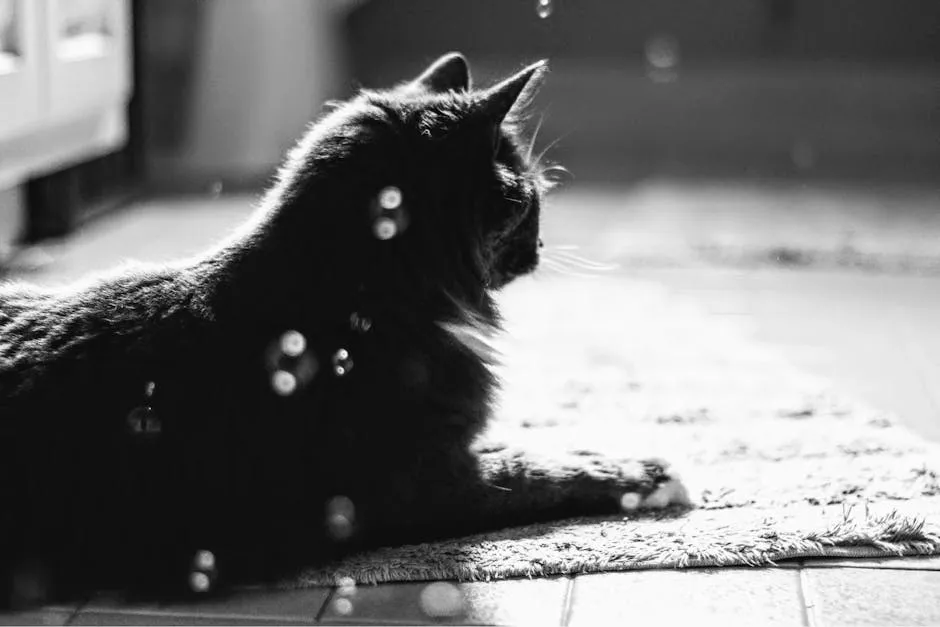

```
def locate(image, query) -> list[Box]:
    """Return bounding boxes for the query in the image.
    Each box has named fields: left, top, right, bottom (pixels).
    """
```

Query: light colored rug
left=297, top=275, right=940, bottom=586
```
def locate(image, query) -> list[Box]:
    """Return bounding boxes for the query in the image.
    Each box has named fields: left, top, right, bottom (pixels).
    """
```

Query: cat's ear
left=412, top=52, right=471, bottom=93
left=475, top=60, right=548, bottom=126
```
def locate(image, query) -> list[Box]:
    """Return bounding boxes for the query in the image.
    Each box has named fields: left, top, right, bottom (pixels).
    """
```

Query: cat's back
left=0, top=262, right=209, bottom=404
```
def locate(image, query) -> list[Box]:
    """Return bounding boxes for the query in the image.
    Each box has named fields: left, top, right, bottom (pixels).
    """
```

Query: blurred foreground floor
left=3, top=182, right=940, bottom=624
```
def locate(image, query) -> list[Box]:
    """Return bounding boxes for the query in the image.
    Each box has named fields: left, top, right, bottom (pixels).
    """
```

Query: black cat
left=0, top=53, right=689, bottom=604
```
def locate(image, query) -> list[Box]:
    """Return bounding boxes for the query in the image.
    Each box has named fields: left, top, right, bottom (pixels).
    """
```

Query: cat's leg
left=465, top=444, right=692, bottom=526
left=362, top=446, right=691, bottom=547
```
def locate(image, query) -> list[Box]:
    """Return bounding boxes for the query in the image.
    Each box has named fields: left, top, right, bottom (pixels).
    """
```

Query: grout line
left=64, top=594, right=93, bottom=626
left=797, top=568, right=819, bottom=627
left=559, top=576, right=576, bottom=627
left=314, top=587, right=337, bottom=624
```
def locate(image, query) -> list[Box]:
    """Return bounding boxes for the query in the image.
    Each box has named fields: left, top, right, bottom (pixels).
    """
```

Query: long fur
left=0, top=53, right=686, bottom=605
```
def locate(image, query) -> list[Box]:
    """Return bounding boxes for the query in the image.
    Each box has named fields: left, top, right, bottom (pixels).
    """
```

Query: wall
left=344, top=0, right=940, bottom=183
left=143, top=0, right=355, bottom=190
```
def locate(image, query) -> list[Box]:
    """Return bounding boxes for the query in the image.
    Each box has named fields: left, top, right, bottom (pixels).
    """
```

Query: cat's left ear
left=475, top=60, right=548, bottom=127
left=412, top=52, right=471, bottom=93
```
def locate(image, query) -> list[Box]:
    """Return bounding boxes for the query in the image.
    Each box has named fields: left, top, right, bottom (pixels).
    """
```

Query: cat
left=0, top=52, right=690, bottom=605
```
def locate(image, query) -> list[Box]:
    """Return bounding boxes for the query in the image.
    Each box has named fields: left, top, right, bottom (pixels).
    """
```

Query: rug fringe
left=284, top=504, right=940, bottom=589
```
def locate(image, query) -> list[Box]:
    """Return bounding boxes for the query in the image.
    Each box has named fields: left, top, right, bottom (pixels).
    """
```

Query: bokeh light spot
left=333, top=597, right=354, bottom=616
left=336, top=576, right=357, bottom=597
left=644, top=34, right=680, bottom=82
left=350, top=312, right=372, bottom=333
left=332, top=348, right=353, bottom=377
left=536, top=0, right=553, bottom=19
left=326, top=495, right=356, bottom=541
left=279, top=330, right=307, bottom=358
left=420, top=582, right=465, bottom=618
left=194, top=550, right=215, bottom=572
left=378, top=186, right=403, bottom=210
left=373, top=217, right=398, bottom=240
left=271, top=370, right=298, bottom=396
left=189, top=571, right=211, bottom=593
left=620, top=492, right=641, bottom=511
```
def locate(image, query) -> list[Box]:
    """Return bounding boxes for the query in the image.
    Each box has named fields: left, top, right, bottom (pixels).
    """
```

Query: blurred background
left=0, top=0, right=938, bottom=439
left=1, top=0, right=938, bottom=246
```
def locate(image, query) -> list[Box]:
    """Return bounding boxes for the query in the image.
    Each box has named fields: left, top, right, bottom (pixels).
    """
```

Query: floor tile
left=457, top=578, right=570, bottom=626
left=83, top=587, right=329, bottom=624
left=801, top=555, right=940, bottom=571
left=0, top=609, right=76, bottom=626
left=567, top=569, right=805, bottom=627
left=804, top=568, right=940, bottom=627
left=319, top=578, right=569, bottom=625
left=69, top=611, right=292, bottom=625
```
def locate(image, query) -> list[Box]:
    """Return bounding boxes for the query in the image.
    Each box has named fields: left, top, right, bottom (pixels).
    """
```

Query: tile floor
left=4, top=557, right=940, bottom=625
left=3, top=188, right=940, bottom=624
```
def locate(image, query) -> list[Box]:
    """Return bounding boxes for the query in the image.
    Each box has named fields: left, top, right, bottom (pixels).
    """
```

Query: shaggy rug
left=296, top=275, right=940, bottom=586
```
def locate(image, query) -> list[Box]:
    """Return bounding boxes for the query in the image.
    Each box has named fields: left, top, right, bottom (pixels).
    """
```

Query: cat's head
left=269, top=53, right=552, bottom=310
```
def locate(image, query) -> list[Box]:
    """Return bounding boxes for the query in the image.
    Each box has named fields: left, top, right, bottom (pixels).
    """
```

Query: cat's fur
left=0, top=53, right=689, bottom=604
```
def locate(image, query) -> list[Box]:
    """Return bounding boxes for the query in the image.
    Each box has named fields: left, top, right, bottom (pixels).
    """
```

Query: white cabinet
left=45, top=0, right=131, bottom=121
left=0, top=0, right=43, bottom=141
left=0, top=0, right=132, bottom=187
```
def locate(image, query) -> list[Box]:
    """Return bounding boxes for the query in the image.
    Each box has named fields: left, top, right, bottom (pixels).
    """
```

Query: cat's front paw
left=620, top=458, right=692, bottom=511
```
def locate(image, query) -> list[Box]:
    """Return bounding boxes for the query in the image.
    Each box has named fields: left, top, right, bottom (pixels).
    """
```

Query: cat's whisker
left=532, top=133, right=570, bottom=170
left=548, top=249, right=620, bottom=271
left=542, top=249, right=613, bottom=271
left=538, top=258, right=603, bottom=280
left=526, top=114, right=546, bottom=164
left=539, top=255, right=596, bottom=276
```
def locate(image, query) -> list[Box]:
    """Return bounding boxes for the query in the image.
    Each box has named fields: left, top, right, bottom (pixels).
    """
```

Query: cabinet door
left=0, top=0, right=43, bottom=141
left=44, top=0, right=131, bottom=122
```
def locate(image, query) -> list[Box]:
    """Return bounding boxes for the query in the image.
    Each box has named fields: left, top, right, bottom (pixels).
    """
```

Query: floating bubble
left=194, top=550, right=215, bottom=572
left=326, top=495, right=356, bottom=541
left=328, top=514, right=353, bottom=540
left=645, top=34, right=680, bottom=69
left=189, top=571, right=211, bottom=593
left=328, top=495, right=356, bottom=521
left=378, top=186, right=403, bottom=210
left=349, top=312, right=372, bottom=333
left=644, top=34, right=680, bottom=83
left=332, top=348, right=353, bottom=377
left=336, top=576, right=357, bottom=597
left=279, top=330, right=307, bottom=358
left=373, top=217, right=398, bottom=240
left=536, top=0, right=553, bottom=19
left=332, top=597, right=354, bottom=616
left=265, top=335, right=319, bottom=395
left=271, top=370, right=298, bottom=396
left=419, top=582, right=465, bottom=618
left=372, top=186, right=408, bottom=239
left=620, top=492, right=641, bottom=511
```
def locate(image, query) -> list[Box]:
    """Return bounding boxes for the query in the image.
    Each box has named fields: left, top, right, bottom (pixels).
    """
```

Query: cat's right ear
left=411, top=52, right=471, bottom=93
left=475, top=60, right=548, bottom=126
